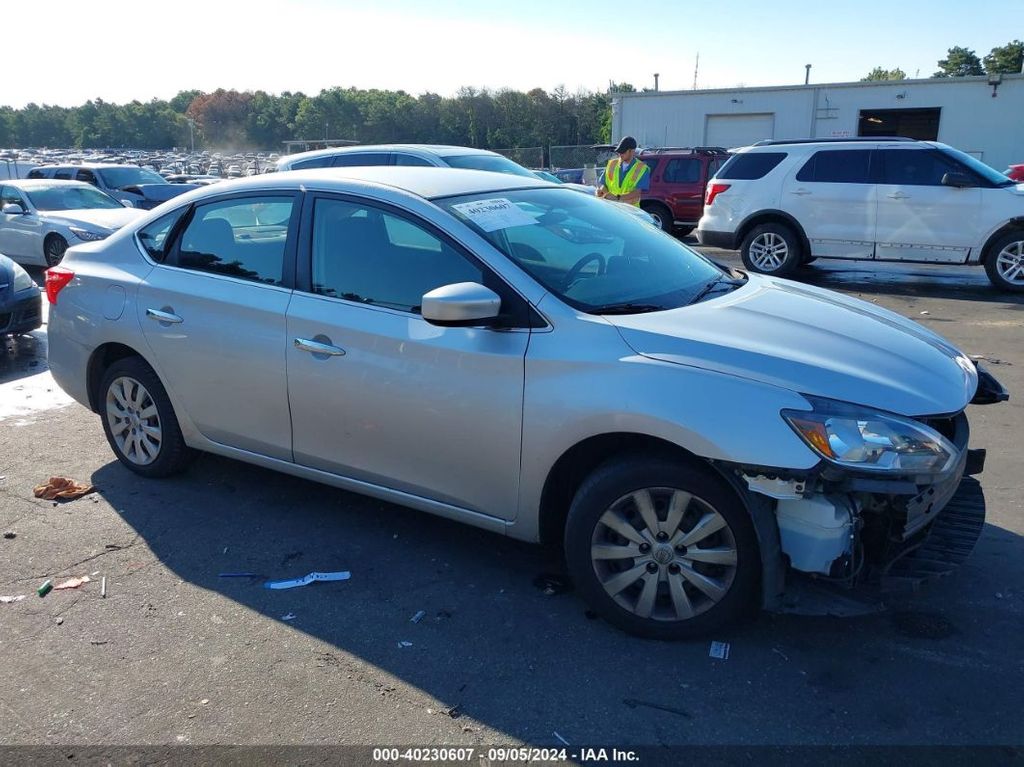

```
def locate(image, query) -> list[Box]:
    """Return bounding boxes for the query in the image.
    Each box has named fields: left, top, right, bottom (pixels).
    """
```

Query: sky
left=6, top=0, right=1023, bottom=109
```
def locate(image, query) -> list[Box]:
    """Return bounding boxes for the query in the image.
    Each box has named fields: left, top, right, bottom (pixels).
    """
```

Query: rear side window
left=332, top=153, right=390, bottom=167
left=663, top=158, right=702, bottom=184
left=175, top=196, right=295, bottom=285
left=54, top=169, right=73, bottom=180
left=717, top=152, right=787, bottom=180
left=289, top=156, right=334, bottom=170
left=27, top=169, right=47, bottom=179
left=137, top=208, right=187, bottom=263
left=796, top=150, right=873, bottom=183
left=640, top=158, right=660, bottom=174
left=393, top=153, right=433, bottom=167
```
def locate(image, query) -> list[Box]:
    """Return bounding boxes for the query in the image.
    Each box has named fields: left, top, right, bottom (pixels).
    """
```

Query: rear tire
left=984, top=231, right=1024, bottom=292
left=564, top=456, right=759, bottom=639
left=676, top=226, right=694, bottom=238
left=740, top=223, right=801, bottom=277
left=99, top=357, right=194, bottom=478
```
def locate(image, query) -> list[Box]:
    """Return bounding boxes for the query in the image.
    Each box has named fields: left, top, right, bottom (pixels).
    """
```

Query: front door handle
left=294, top=337, right=346, bottom=357
left=146, top=308, right=183, bottom=324
left=790, top=188, right=811, bottom=196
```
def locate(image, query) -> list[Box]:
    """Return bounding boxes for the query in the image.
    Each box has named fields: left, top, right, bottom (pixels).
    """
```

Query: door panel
left=286, top=196, right=528, bottom=518
left=0, top=186, right=42, bottom=261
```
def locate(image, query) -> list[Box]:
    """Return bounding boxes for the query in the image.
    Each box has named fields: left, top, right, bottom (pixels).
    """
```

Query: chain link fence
left=491, top=146, right=544, bottom=169
left=549, top=144, right=616, bottom=170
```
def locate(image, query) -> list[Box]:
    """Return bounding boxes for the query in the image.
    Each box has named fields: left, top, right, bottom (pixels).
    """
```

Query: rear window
left=796, top=150, right=872, bottom=184
left=716, top=152, right=787, bottom=180
left=290, top=156, right=334, bottom=170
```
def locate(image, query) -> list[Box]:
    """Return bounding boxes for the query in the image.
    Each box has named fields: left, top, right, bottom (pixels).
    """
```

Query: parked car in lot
left=1, top=180, right=143, bottom=266
left=1004, top=164, right=1024, bottom=182
left=0, top=252, right=42, bottom=336
left=698, top=137, right=1024, bottom=291
left=635, top=147, right=731, bottom=234
left=46, top=167, right=1006, bottom=638
left=27, top=164, right=198, bottom=210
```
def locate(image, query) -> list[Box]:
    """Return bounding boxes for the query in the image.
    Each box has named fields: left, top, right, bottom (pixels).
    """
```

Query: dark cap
left=614, top=136, right=638, bottom=154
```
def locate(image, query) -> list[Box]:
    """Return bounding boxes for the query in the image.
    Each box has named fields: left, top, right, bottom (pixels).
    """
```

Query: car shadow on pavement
left=86, top=451, right=1024, bottom=745
left=0, top=331, right=48, bottom=386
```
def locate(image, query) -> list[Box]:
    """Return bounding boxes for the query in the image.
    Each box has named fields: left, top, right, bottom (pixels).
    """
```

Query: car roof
left=279, top=144, right=500, bottom=165
left=2, top=178, right=93, bottom=189
left=186, top=166, right=550, bottom=201
left=740, top=138, right=931, bottom=152
left=34, top=163, right=146, bottom=170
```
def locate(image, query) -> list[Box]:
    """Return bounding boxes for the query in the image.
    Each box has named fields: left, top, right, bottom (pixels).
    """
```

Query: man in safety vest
left=597, top=136, right=649, bottom=206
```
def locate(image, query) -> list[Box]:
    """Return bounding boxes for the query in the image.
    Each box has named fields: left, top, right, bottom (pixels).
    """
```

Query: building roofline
left=613, top=72, right=1024, bottom=99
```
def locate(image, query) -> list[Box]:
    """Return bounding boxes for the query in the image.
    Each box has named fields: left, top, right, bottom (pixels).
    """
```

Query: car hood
left=45, top=208, right=143, bottom=231
left=606, top=274, right=978, bottom=416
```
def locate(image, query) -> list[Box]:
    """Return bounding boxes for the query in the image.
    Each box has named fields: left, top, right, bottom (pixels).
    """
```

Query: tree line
left=863, top=39, right=1023, bottom=80
left=0, top=85, right=623, bottom=152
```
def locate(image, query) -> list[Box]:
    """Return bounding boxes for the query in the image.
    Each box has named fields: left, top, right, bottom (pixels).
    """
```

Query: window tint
left=137, top=208, right=187, bottom=263
left=54, top=169, right=73, bottom=180
left=716, top=152, right=787, bottom=180
left=27, top=169, right=46, bottom=179
left=1, top=186, right=27, bottom=208
left=796, top=150, right=872, bottom=183
left=332, top=153, right=390, bottom=167
left=663, top=158, right=702, bottom=184
left=290, top=156, right=334, bottom=170
left=310, top=198, right=483, bottom=313
left=76, top=169, right=99, bottom=185
left=176, top=196, right=294, bottom=285
left=393, top=153, right=433, bottom=167
left=878, top=149, right=965, bottom=186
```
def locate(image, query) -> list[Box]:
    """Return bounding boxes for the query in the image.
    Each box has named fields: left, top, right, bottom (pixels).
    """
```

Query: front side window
left=26, top=169, right=46, bottom=179
left=54, top=169, right=73, bottom=180
left=138, top=208, right=188, bottom=263
left=663, top=158, right=702, bottom=184
left=332, top=153, right=391, bottom=167
left=0, top=186, right=27, bottom=209
left=176, top=196, right=294, bottom=285
left=290, top=156, right=334, bottom=170
left=438, top=188, right=726, bottom=313
left=24, top=183, right=123, bottom=211
left=76, top=169, right=99, bottom=185
left=796, top=150, right=873, bottom=183
left=310, top=198, right=483, bottom=312
left=877, top=149, right=963, bottom=186
left=716, top=152, right=787, bottom=180
left=443, top=154, right=536, bottom=178
left=393, top=153, right=433, bottom=167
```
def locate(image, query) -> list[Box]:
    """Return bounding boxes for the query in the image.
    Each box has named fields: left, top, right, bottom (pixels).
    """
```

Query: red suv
left=636, top=147, right=731, bottom=235
left=1004, top=164, right=1024, bottom=182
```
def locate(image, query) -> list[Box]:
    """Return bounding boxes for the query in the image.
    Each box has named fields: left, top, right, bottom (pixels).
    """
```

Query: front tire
left=99, top=357, right=193, bottom=478
left=740, top=223, right=801, bottom=277
left=44, top=234, right=68, bottom=267
left=564, top=456, right=759, bottom=639
left=984, top=231, right=1024, bottom=292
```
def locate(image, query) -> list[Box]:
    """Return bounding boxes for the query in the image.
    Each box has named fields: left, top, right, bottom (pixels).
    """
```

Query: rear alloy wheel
left=99, top=357, right=193, bottom=478
left=44, top=234, right=68, bottom=267
left=641, top=202, right=674, bottom=233
left=984, top=232, right=1024, bottom=292
left=565, top=457, right=759, bottom=639
left=740, top=223, right=801, bottom=277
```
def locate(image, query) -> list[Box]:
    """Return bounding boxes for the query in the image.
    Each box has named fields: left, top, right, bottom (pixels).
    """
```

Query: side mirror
left=421, top=282, right=501, bottom=327
left=122, top=199, right=135, bottom=208
left=941, top=172, right=976, bottom=189
left=1, top=203, right=25, bottom=215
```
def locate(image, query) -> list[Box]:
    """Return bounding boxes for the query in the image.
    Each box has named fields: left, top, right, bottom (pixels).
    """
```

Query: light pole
left=187, top=118, right=195, bottom=153
left=804, top=64, right=812, bottom=85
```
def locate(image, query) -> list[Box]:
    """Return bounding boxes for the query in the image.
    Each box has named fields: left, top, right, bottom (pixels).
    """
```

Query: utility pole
left=804, top=64, right=812, bottom=85
left=692, top=53, right=699, bottom=90
left=653, top=73, right=660, bottom=91
left=187, top=118, right=195, bottom=153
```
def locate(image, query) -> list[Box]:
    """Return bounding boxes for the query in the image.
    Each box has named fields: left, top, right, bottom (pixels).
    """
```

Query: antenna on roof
left=692, top=53, right=699, bottom=90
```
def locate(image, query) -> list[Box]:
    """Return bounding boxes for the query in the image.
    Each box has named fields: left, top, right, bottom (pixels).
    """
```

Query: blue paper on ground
left=263, top=571, right=351, bottom=590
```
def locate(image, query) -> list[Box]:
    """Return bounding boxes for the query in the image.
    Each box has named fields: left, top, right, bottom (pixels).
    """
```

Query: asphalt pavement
left=1, top=250, right=1022, bottom=750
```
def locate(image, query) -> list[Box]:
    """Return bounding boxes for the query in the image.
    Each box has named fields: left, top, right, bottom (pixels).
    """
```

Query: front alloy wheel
left=985, top=233, right=1024, bottom=292
left=565, top=457, right=758, bottom=639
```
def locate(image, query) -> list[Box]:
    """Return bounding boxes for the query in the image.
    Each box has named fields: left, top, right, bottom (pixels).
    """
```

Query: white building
left=612, top=73, right=1023, bottom=171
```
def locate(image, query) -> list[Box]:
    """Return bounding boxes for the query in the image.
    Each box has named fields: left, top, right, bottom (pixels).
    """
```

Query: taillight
left=705, top=183, right=731, bottom=206
left=44, top=266, right=74, bottom=304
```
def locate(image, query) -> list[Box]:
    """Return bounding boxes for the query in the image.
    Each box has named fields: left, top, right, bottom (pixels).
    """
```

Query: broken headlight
left=782, top=396, right=958, bottom=476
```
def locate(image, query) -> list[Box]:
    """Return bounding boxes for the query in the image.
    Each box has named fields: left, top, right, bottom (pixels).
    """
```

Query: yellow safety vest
left=604, top=157, right=649, bottom=205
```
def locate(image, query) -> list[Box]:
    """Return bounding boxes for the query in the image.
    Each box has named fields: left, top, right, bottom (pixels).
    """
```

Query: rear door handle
left=146, top=308, right=183, bottom=324
left=887, top=191, right=910, bottom=199
left=790, top=188, right=811, bottom=196
left=294, top=337, right=346, bottom=357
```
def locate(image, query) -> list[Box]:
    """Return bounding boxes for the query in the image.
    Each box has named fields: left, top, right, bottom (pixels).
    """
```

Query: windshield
left=938, top=146, right=1014, bottom=187
left=25, top=183, right=124, bottom=211
left=97, top=166, right=167, bottom=189
left=443, top=154, right=537, bottom=178
left=438, top=188, right=728, bottom=313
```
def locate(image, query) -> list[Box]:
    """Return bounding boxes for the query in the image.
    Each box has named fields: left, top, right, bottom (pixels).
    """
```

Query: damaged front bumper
left=732, top=392, right=1003, bottom=616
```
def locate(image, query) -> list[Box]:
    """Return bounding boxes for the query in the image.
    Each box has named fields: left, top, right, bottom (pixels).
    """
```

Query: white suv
left=697, top=138, right=1024, bottom=291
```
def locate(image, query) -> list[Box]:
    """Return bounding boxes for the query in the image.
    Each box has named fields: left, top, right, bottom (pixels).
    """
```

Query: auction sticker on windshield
left=451, top=198, right=536, bottom=232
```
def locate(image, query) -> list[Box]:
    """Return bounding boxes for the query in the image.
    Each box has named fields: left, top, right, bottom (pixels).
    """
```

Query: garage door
left=705, top=113, right=775, bottom=149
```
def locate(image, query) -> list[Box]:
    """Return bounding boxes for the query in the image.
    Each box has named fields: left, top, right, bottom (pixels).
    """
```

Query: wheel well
left=640, top=200, right=671, bottom=215
left=737, top=212, right=810, bottom=255
left=44, top=231, right=64, bottom=245
left=980, top=219, right=1024, bottom=264
left=86, top=343, right=144, bottom=413
left=538, top=433, right=711, bottom=550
